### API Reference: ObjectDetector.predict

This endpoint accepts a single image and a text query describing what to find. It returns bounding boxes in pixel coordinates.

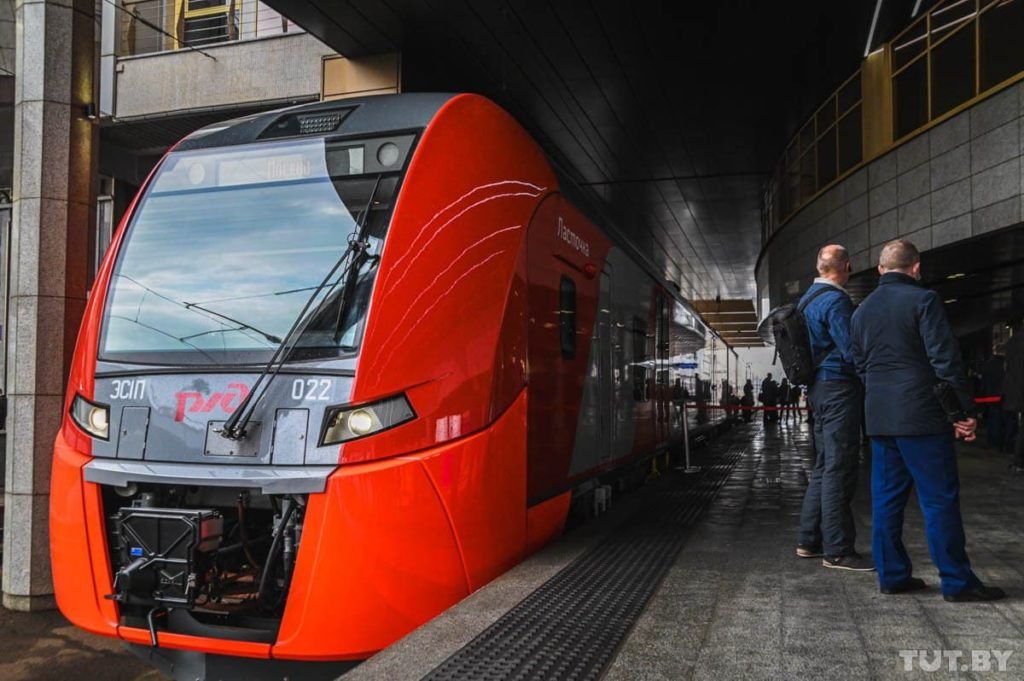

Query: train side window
[632,316,648,401]
[559,276,576,359]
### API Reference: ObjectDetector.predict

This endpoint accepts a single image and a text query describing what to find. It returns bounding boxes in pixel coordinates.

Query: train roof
[174,93,718,344]
[175,93,457,152]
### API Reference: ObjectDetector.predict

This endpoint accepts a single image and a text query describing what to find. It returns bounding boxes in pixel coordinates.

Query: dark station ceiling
[266,0,931,305]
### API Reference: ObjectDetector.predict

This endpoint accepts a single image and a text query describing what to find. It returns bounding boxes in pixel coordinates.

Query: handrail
[116,0,303,57]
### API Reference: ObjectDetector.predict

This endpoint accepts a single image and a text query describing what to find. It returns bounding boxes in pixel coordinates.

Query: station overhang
[264,0,936,310]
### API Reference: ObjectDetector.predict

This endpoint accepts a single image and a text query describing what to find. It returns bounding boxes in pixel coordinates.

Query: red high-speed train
[51,93,713,680]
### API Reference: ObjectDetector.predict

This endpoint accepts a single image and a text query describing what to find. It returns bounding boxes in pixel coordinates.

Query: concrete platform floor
[603,420,1024,681]
[0,606,157,681]
[355,419,1024,681]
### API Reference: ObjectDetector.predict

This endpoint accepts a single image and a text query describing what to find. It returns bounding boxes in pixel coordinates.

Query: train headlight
[320,394,415,445]
[70,394,110,440]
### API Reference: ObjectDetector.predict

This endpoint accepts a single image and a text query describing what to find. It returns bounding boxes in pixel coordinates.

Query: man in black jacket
[850,239,1003,601]
[980,344,1009,451]
[760,373,779,423]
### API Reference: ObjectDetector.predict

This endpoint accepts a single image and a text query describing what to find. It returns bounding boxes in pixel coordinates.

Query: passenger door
[596,266,614,463]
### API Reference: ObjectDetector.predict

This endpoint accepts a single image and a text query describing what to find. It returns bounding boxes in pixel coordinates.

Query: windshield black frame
[97,133,418,367]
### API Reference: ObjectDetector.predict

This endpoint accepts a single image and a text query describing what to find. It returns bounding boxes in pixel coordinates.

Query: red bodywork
[50,94,681,663]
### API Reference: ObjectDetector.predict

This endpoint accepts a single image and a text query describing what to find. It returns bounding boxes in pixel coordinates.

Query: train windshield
[99,137,407,366]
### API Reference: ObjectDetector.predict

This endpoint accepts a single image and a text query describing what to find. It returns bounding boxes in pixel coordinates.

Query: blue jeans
[798,379,862,556]
[871,434,978,595]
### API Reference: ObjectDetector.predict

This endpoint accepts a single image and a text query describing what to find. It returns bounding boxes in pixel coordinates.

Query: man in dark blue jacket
[797,244,873,571]
[850,239,1003,601]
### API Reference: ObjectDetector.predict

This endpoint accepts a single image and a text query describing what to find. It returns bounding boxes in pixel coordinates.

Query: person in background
[790,384,803,422]
[779,378,792,423]
[980,344,1008,451]
[760,373,779,424]
[851,239,1003,601]
[742,379,755,423]
[671,378,685,426]
[1004,323,1024,474]
[695,377,709,425]
[796,244,871,571]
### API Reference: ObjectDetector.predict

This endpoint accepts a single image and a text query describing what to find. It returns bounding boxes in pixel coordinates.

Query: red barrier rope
[681,403,806,412]
[678,396,1004,413]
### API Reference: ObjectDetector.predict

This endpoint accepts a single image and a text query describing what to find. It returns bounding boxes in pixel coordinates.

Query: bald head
[817,245,850,275]
[878,239,921,274]
[816,244,851,285]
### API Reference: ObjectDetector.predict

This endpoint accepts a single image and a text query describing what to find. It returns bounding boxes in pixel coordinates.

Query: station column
[2,0,96,610]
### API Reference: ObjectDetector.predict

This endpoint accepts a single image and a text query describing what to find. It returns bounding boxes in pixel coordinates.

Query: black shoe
[881,577,927,595]
[943,583,1006,602]
[822,553,876,572]
[796,544,823,558]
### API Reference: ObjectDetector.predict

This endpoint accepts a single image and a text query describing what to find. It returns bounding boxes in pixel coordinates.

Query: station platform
[1,418,1021,680]
[347,420,1024,681]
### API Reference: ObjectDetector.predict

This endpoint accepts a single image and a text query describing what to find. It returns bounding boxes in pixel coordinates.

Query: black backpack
[761,287,835,386]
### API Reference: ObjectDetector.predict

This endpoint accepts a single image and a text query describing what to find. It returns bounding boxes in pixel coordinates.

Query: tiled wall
[758,80,1024,306]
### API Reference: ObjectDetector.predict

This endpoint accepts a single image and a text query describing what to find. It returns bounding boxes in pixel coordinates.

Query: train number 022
[110,379,146,400]
[291,378,332,401]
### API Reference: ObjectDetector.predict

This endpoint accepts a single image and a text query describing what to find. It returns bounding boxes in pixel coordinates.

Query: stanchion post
[680,404,700,474]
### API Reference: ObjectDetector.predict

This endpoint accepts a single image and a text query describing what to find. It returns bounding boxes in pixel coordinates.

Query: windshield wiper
[219,175,384,441]
[183,301,283,344]
[332,189,383,343]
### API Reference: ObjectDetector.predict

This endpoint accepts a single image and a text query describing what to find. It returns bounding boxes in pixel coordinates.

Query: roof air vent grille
[298,112,343,134]
[258,107,353,140]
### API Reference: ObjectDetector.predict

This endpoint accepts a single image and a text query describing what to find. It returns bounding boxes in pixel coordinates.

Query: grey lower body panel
[84,459,338,494]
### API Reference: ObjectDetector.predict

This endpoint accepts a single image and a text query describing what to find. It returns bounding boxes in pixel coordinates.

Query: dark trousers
[871,433,977,595]
[798,379,862,556]
[1012,413,1024,467]
[1005,411,1020,455]
[987,407,1018,452]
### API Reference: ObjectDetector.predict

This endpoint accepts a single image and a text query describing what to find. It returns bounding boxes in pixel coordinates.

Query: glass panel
[184,14,230,46]
[931,0,978,41]
[120,1,165,56]
[101,139,403,366]
[632,317,648,402]
[816,126,837,188]
[893,17,928,71]
[838,105,863,173]
[980,0,1024,91]
[799,151,815,202]
[931,23,976,118]
[95,196,114,276]
[785,140,798,167]
[816,97,836,132]
[560,276,576,359]
[782,168,799,219]
[894,57,929,138]
[798,121,815,154]
[838,72,862,113]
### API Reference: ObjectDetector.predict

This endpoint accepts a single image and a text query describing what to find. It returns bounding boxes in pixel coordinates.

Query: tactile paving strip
[421,443,745,681]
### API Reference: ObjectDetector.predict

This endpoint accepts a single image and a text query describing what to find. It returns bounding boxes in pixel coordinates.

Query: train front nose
[53,366,476,666]
[88,372,356,468]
